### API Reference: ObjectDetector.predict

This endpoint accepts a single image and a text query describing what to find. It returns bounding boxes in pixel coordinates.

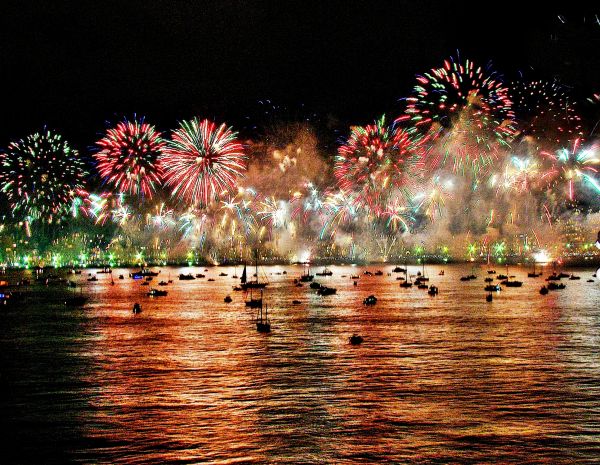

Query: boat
[245,288,262,308]
[118,275,124,280]
[496,274,508,280]
[224,295,232,303]
[400,261,413,288]
[195,273,205,278]
[207,278,215,282]
[486,292,493,302]
[528,259,542,278]
[350,275,359,280]
[255,291,271,333]
[539,286,549,295]
[558,272,570,279]
[219,272,228,277]
[132,303,142,314]
[374,270,383,276]
[317,286,336,296]
[485,284,501,292]
[418,260,429,282]
[392,266,405,273]
[349,334,363,345]
[315,267,333,276]
[309,281,322,289]
[569,274,580,280]
[299,262,314,282]
[417,282,429,289]
[240,250,269,290]
[130,268,160,279]
[546,273,561,281]
[97,267,112,274]
[484,277,493,283]
[141,281,150,286]
[158,281,168,286]
[547,282,566,290]
[147,288,167,297]
[363,295,377,305]
[363,271,373,276]
[232,285,243,291]
[438,270,445,276]
[487,270,496,274]
[145,276,153,281]
[87,276,98,282]
[179,273,195,280]
[292,300,301,304]
[501,279,523,287]
[428,285,439,296]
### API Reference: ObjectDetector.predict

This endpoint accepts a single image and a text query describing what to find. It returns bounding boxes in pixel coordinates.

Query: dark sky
[2,1,599,145]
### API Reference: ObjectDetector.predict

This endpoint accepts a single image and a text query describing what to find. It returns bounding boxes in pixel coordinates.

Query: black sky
[1,1,599,145]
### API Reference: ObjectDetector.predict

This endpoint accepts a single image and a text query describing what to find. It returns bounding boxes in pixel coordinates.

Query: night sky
[2,1,599,145]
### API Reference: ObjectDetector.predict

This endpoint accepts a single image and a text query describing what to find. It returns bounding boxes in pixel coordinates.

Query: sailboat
[527,258,541,278]
[256,291,271,333]
[245,287,263,308]
[240,250,268,290]
[299,262,314,282]
[399,257,412,288]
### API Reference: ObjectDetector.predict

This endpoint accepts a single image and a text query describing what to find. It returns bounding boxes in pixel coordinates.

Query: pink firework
[94,118,165,198]
[334,115,424,210]
[161,118,246,206]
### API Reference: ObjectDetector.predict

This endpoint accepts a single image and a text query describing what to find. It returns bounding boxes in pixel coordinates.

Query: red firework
[94,118,165,198]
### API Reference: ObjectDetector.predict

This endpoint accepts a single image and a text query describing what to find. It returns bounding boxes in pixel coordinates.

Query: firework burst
[335,115,424,210]
[403,56,515,176]
[161,118,246,206]
[542,139,600,201]
[94,118,165,198]
[0,129,88,222]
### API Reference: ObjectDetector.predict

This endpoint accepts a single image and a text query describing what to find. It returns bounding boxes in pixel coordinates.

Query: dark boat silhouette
[132,303,142,314]
[428,285,439,296]
[539,286,549,295]
[349,334,363,345]
[315,267,333,276]
[317,286,336,296]
[147,288,167,297]
[363,295,377,305]
[224,295,232,303]
[256,292,271,333]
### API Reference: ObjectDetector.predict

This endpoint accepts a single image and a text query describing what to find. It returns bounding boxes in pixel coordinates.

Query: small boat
[485,284,501,292]
[392,266,405,273]
[587,279,594,283]
[363,295,377,305]
[399,281,413,288]
[353,281,358,286]
[417,283,429,289]
[132,303,142,314]
[363,271,373,276]
[97,267,111,274]
[396,276,405,281]
[145,276,153,281]
[438,270,445,276]
[299,263,314,282]
[547,282,566,290]
[141,281,150,286]
[224,295,232,303]
[349,334,363,345]
[207,278,215,282]
[147,288,167,297]
[569,274,580,280]
[240,252,269,290]
[130,269,160,278]
[484,277,493,283]
[487,270,496,274]
[317,286,336,296]
[486,292,493,302]
[179,273,195,280]
[350,275,359,280]
[195,273,205,278]
[539,286,549,295]
[546,274,561,281]
[496,274,508,280]
[256,293,271,333]
[374,270,384,276]
[87,276,98,282]
[315,267,333,276]
[219,272,228,277]
[427,285,439,296]
[292,300,301,304]
[309,281,322,289]
[232,285,243,291]
[558,272,570,279]
[158,281,168,286]
[245,289,262,308]
[527,259,541,277]
[119,275,124,280]
[501,280,523,287]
